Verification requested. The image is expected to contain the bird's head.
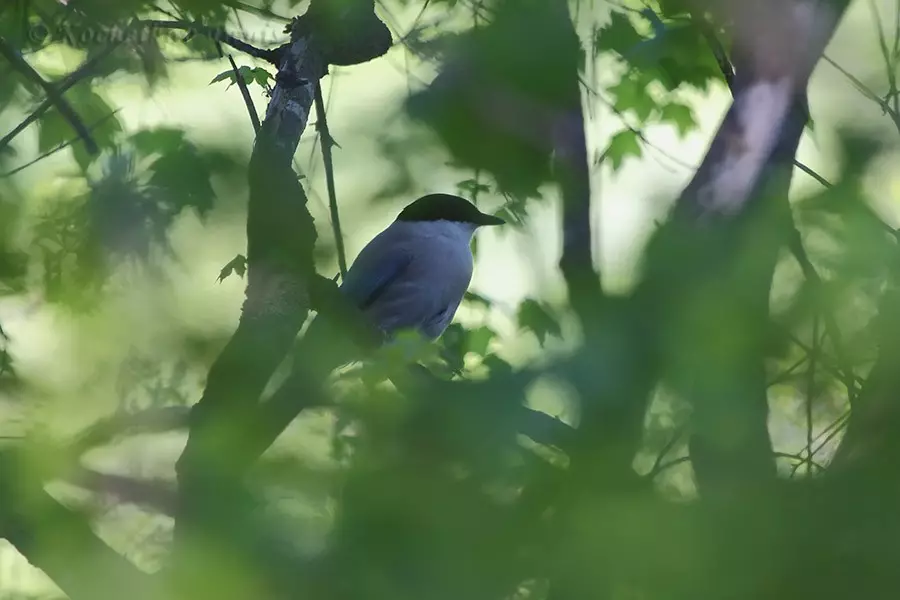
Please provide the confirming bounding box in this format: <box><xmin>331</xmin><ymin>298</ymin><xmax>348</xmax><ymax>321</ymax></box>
<box><xmin>396</xmin><ymin>193</ymin><xmax>505</xmax><ymax>228</ymax></box>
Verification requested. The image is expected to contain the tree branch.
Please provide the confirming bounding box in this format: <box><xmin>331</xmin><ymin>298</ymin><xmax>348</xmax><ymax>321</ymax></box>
<box><xmin>693</xmin><ymin>12</ymin><xmax>858</xmax><ymax>403</ymax></box>
<box><xmin>0</xmin><ymin>449</ymin><xmax>162</xmax><ymax>600</ymax></box>
<box><xmin>642</xmin><ymin>0</ymin><xmax>851</xmax><ymax>495</ymax></box>
<box><xmin>314</xmin><ymin>81</ymin><xmax>348</xmax><ymax>276</ymax></box>
<box><xmin>227</xmin><ymin>53</ymin><xmax>262</xmax><ymax>133</ymax></box>
<box><xmin>0</xmin><ymin>36</ymin><xmax>98</xmax><ymax>155</ymax></box>
<box><xmin>138</xmin><ymin>20</ymin><xmax>280</xmax><ymax>64</ymax></box>
<box><xmin>171</xmin><ymin>14</ymin><xmax>326</xmax><ymax>587</ymax></box>
<box><xmin>0</xmin><ymin>29</ymin><xmax>129</xmax><ymax>155</ymax></box>
<box><xmin>1</xmin><ymin>110</ymin><xmax>120</xmax><ymax>178</ymax></box>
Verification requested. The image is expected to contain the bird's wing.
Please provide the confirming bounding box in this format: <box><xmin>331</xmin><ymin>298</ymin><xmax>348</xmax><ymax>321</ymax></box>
<box><xmin>339</xmin><ymin>232</ymin><xmax>414</xmax><ymax>311</ymax></box>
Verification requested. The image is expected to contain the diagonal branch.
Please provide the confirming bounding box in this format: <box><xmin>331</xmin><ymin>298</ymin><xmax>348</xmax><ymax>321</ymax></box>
<box><xmin>646</xmin><ymin>0</ymin><xmax>852</xmax><ymax>494</ymax></box>
<box><xmin>0</xmin><ymin>28</ymin><xmax>130</xmax><ymax>155</ymax></box>
<box><xmin>1</xmin><ymin>109</ymin><xmax>120</xmax><ymax>178</ymax></box>
<box><xmin>693</xmin><ymin>11</ymin><xmax>858</xmax><ymax>402</ymax></box>
<box><xmin>0</xmin><ymin>449</ymin><xmax>162</xmax><ymax>600</ymax></box>
<box><xmin>313</xmin><ymin>81</ymin><xmax>348</xmax><ymax>276</ymax></box>
<box><xmin>170</xmin><ymin>3</ymin><xmax>391</xmax><ymax>595</ymax></box>
<box><xmin>0</xmin><ymin>36</ymin><xmax>99</xmax><ymax>155</ymax></box>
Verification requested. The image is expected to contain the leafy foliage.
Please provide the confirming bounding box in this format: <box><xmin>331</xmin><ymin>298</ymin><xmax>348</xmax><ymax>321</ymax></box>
<box><xmin>1</xmin><ymin>2</ymin><xmax>900</xmax><ymax>600</ymax></box>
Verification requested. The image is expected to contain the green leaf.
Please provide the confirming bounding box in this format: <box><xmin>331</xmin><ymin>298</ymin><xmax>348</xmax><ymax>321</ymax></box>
<box><xmin>608</xmin><ymin>75</ymin><xmax>658</xmax><ymax>123</ymax></box>
<box><xmin>218</xmin><ymin>254</ymin><xmax>247</xmax><ymax>281</ymax></box>
<box><xmin>517</xmin><ymin>299</ymin><xmax>561</xmax><ymax>345</ymax></box>
<box><xmin>209</xmin><ymin>69</ymin><xmax>234</xmax><ymax>84</ymax></box>
<box><xmin>147</xmin><ymin>145</ymin><xmax>217</xmax><ymax>216</ymax></box>
<box><xmin>131</xmin><ymin>127</ymin><xmax>187</xmax><ymax>156</ymax></box>
<box><xmin>250</xmin><ymin>67</ymin><xmax>273</xmax><ymax>87</ymax></box>
<box><xmin>37</xmin><ymin>85</ymin><xmax>121</xmax><ymax>171</ymax></box>
<box><xmin>466</xmin><ymin>325</ymin><xmax>495</xmax><ymax>357</ymax></box>
<box><xmin>659</xmin><ymin>101</ymin><xmax>695</xmax><ymax>138</ymax></box>
<box><xmin>605</xmin><ymin>129</ymin><xmax>642</xmax><ymax>171</ymax></box>
<box><xmin>592</xmin><ymin>11</ymin><xmax>645</xmax><ymax>58</ymax></box>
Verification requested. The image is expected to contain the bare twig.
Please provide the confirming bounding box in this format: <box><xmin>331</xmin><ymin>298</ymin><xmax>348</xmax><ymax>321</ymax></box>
<box><xmin>138</xmin><ymin>19</ymin><xmax>281</xmax><ymax>64</ymax></box>
<box><xmin>648</xmin><ymin>424</ymin><xmax>689</xmax><ymax>477</ymax></box>
<box><xmin>805</xmin><ymin>317</ymin><xmax>820</xmax><ymax>477</ymax></box>
<box><xmin>1</xmin><ymin>110</ymin><xmax>120</xmax><ymax>178</ymax></box>
<box><xmin>822</xmin><ymin>53</ymin><xmax>900</xmax><ymax>130</ymax></box>
<box><xmin>314</xmin><ymin>81</ymin><xmax>348</xmax><ymax>277</ymax></box>
<box><xmin>227</xmin><ymin>53</ymin><xmax>262</xmax><ymax>133</ymax></box>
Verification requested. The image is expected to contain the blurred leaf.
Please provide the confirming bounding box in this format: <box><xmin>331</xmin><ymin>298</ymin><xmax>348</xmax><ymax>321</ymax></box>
<box><xmin>592</xmin><ymin>11</ymin><xmax>644</xmax><ymax>57</ymax></box>
<box><xmin>608</xmin><ymin>74</ymin><xmax>657</xmax><ymax>123</ymax></box>
<box><xmin>517</xmin><ymin>299</ymin><xmax>561</xmax><ymax>345</ymax></box>
<box><xmin>218</xmin><ymin>254</ymin><xmax>248</xmax><ymax>282</ymax></box>
<box><xmin>211</xmin><ymin>65</ymin><xmax>272</xmax><ymax>89</ymax></box>
<box><xmin>659</xmin><ymin>101</ymin><xmax>695</xmax><ymax>137</ymax></box>
<box><xmin>37</xmin><ymin>84</ymin><xmax>122</xmax><ymax>171</ymax></box>
<box><xmin>605</xmin><ymin>129</ymin><xmax>642</xmax><ymax>170</ymax></box>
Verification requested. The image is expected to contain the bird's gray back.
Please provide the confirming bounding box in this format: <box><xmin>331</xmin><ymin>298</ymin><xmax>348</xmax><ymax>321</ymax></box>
<box><xmin>340</xmin><ymin>220</ymin><xmax>475</xmax><ymax>339</ymax></box>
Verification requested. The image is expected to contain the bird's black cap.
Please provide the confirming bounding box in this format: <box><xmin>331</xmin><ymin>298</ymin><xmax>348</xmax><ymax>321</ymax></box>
<box><xmin>396</xmin><ymin>193</ymin><xmax>505</xmax><ymax>226</ymax></box>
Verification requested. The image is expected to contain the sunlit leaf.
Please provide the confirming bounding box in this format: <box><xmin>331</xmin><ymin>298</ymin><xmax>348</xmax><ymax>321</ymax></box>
<box><xmin>605</xmin><ymin>129</ymin><xmax>642</xmax><ymax>170</ymax></box>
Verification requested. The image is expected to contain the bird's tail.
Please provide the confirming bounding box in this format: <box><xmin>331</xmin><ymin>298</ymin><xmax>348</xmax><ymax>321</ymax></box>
<box><xmin>293</xmin><ymin>312</ymin><xmax>366</xmax><ymax>379</ymax></box>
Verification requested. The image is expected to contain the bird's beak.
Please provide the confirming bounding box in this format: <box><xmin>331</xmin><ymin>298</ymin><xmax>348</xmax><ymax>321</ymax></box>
<box><xmin>475</xmin><ymin>212</ymin><xmax>505</xmax><ymax>226</ymax></box>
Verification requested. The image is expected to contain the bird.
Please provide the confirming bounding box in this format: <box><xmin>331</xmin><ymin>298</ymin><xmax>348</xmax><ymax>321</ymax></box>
<box><xmin>247</xmin><ymin>193</ymin><xmax>504</xmax><ymax>458</ymax></box>
<box><xmin>296</xmin><ymin>192</ymin><xmax>505</xmax><ymax>378</ymax></box>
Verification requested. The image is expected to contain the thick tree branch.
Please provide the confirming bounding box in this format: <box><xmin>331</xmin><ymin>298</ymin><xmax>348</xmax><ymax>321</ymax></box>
<box><xmin>642</xmin><ymin>0</ymin><xmax>851</xmax><ymax>495</ymax></box>
<box><xmin>0</xmin><ymin>449</ymin><xmax>162</xmax><ymax>600</ymax></box>
<box><xmin>170</xmin><ymin>3</ymin><xmax>391</xmax><ymax>596</ymax></box>
<box><xmin>67</xmin><ymin>467</ymin><xmax>177</xmax><ymax>515</ymax></box>
<box><xmin>171</xmin><ymin>18</ymin><xmax>325</xmax><ymax>589</ymax></box>
<box><xmin>70</xmin><ymin>406</ymin><xmax>190</xmax><ymax>456</ymax></box>
<box><xmin>679</xmin><ymin>0</ymin><xmax>848</xmax><ymax>219</ymax></box>
<box><xmin>693</xmin><ymin>14</ymin><xmax>858</xmax><ymax>401</ymax></box>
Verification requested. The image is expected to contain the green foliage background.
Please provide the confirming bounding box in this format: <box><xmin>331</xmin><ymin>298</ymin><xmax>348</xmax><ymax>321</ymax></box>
<box><xmin>1</xmin><ymin>1</ymin><xmax>899</xmax><ymax>599</ymax></box>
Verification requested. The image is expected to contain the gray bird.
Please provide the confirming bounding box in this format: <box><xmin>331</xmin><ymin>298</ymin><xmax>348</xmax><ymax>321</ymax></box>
<box><xmin>250</xmin><ymin>193</ymin><xmax>504</xmax><ymax>460</ymax></box>
<box><xmin>300</xmin><ymin>192</ymin><xmax>504</xmax><ymax>376</ymax></box>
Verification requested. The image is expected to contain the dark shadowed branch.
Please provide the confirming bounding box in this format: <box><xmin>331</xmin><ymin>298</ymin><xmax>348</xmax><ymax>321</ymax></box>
<box><xmin>1</xmin><ymin>110</ymin><xmax>120</xmax><ymax>178</ymax></box>
<box><xmin>0</xmin><ymin>36</ymin><xmax>98</xmax><ymax>155</ymax></box>
<box><xmin>693</xmin><ymin>11</ymin><xmax>857</xmax><ymax>401</ymax></box>
<box><xmin>0</xmin><ymin>29</ymin><xmax>130</xmax><ymax>154</ymax></box>
<box><xmin>171</xmin><ymin>3</ymin><xmax>391</xmax><ymax>596</ymax></box>
<box><xmin>645</xmin><ymin>0</ymin><xmax>851</xmax><ymax>495</ymax></box>
<box><xmin>314</xmin><ymin>81</ymin><xmax>348</xmax><ymax>276</ymax></box>
<box><xmin>227</xmin><ymin>53</ymin><xmax>262</xmax><ymax>133</ymax></box>
<box><xmin>0</xmin><ymin>449</ymin><xmax>163</xmax><ymax>600</ymax></box>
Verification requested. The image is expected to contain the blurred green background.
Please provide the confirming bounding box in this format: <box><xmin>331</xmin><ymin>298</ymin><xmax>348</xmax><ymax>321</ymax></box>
<box><xmin>1</xmin><ymin>1</ymin><xmax>900</xmax><ymax>599</ymax></box>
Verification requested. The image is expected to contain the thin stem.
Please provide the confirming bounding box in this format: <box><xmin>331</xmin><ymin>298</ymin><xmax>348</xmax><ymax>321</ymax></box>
<box><xmin>1</xmin><ymin>110</ymin><xmax>120</xmax><ymax>178</ymax></box>
<box><xmin>314</xmin><ymin>81</ymin><xmax>348</xmax><ymax>277</ymax></box>
<box><xmin>227</xmin><ymin>54</ymin><xmax>261</xmax><ymax>133</ymax></box>
<box><xmin>138</xmin><ymin>19</ymin><xmax>280</xmax><ymax>63</ymax></box>
<box><xmin>805</xmin><ymin>317</ymin><xmax>819</xmax><ymax>477</ymax></box>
